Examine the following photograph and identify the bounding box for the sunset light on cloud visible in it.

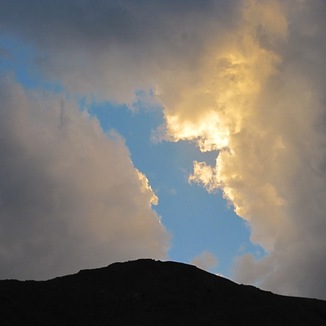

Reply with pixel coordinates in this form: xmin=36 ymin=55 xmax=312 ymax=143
xmin=1 ymin=0 xmax=326 ymax=299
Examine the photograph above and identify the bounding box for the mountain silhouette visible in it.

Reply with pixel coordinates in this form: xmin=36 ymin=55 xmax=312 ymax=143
xmin=1 ymin=259 xmax=326 ymax=325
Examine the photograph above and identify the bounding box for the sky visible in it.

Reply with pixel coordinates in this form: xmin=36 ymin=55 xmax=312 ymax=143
xmin=1 ymin=0 xmax=326 ymax=300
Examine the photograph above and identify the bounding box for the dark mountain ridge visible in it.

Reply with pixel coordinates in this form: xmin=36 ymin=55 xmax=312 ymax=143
xmin=1 ymin=259 xmax=326 ymax=325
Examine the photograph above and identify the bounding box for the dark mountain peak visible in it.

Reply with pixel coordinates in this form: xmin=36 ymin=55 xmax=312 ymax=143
xmin=2 ymin=259 xmax=326 ymax=325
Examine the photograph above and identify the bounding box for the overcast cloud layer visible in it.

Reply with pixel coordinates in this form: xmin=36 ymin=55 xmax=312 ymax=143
xmin=1 ymin=0 xmax=326 ymax=298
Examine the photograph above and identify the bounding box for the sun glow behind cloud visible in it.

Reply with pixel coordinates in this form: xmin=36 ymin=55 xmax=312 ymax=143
xmin=165 ymin=113 xmax=229 ymax=151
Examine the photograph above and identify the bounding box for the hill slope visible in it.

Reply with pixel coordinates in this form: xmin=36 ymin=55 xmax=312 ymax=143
xmin=1 ymin=259 xmax=326 ymax=325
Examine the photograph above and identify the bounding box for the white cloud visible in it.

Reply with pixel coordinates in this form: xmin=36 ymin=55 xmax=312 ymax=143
xmin=0 ymin=77 xmax=169 ymax=280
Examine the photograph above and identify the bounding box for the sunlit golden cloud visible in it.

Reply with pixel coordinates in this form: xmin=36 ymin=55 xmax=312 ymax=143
xmin=157 ymin=0 xmax=326 ymax=298
xmin=159 ymin=0 xmax=288 ymax=250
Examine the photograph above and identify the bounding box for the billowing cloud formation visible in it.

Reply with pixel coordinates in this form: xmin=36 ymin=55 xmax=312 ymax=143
xmin=185 ymin=0 xmax=288 ymax=249
xmin=173 ymin=1 xmax=326 ymax=299
xmin=1 ymin=0 xmax=326 ymax=299
xmin=0 ymin=77 xmax=169 ymax=280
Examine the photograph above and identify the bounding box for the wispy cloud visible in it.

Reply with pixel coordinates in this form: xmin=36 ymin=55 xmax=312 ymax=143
xmin=191 ymin=251 xmax=218 ymax=272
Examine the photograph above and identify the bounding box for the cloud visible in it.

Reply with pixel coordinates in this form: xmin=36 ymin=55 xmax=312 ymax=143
xmin=0 ymin=0 xmax=233 ymax=102
xmin=136 ymin=0 xmax=326 ymax=300
xmin=178 ymin=0 xmax=326 ymax=299
xmin=229 ymin=1 xmax=326 ymax=299
xmin=1 ymin=0 xmax=326 ymax=299
xmin=190 ymin=251 xmax=218 ymax=272
xmin=0 ymin=76 xmax=169 ymax=280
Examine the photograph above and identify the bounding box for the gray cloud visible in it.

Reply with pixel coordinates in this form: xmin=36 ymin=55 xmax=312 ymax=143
xmin=0 ymin=0 xmax=234 ymax=102
xmin=0 ymin=76 xmax=169 ymax=280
